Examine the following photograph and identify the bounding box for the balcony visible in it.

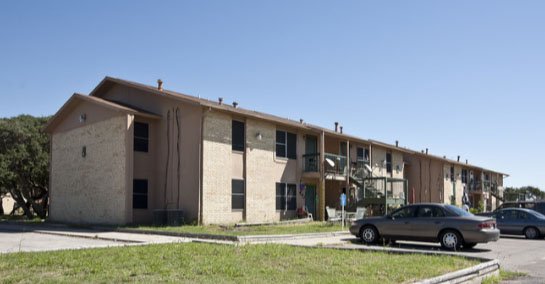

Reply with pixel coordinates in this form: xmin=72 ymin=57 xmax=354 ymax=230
xmin=324 ymin=153 xmax=347 ymax=175
xmin=303 ymin=153 xmax=320 ymax=172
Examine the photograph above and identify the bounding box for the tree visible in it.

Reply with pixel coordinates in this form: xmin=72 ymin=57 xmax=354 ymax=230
xmin=0 ymin=115 xmax=50 ymax=218
xmin=503 ymin=186 xmax=545 ymax=202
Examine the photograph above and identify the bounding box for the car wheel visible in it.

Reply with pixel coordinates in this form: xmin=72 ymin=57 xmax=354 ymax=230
xmin=360 ymin=226 xmax=379 ymax=244
xmin=463 ymin=243 xmax=477 ymax=249
xmin=524 ymin=227 xmax=540 ymax=239
xmin=440 ymin=230 xmax=462 ymax=250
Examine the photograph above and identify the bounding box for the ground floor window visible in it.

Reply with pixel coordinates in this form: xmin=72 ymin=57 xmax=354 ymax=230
xmin=276 ymin=183 xmax=296 ymax=210
xmin=133 ymin=179 xmax=148 ymax=209
xmin=232 ymin=179 xmax=245 ymax=210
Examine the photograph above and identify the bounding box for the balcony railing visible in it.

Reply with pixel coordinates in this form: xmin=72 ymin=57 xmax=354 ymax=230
xmin=303 ymin=153 xmax=320 ymax=172
xmin=324 ymin=153 xmax=347 ymax=175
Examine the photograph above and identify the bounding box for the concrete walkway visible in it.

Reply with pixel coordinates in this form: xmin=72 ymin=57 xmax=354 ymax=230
xmin=0 ymin=223 xmax=191 ymax=253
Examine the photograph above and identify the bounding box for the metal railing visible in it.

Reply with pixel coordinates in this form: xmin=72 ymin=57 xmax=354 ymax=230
xmin=303 ymin=153 xmax=320 ymax=172
xmin=324 ymin=153 xmax=347 ymax=175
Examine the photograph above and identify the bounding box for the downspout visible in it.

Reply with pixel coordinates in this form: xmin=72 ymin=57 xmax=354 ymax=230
xmin=198 ymin=109 xmax=204 ymax=225
xmin=163 ymin=110 xmax=171 ymax=210
xmin=175 ymin=107 xmax=181 ymax=209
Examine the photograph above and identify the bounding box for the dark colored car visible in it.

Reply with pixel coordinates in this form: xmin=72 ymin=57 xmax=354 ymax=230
xmin=349 ymin=203 xmax=500 ymax=250
xmin=478 ymin=201 xmax=545 ymax=217
xmin=491 ymin=208 xmax=545 ymax=239
xmin=497 ymin=201 xmax=545 ymax=215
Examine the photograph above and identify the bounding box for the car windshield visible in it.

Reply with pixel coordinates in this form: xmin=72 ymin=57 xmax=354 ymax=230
xmin=445 ymin=205 xmax=473 ymax=217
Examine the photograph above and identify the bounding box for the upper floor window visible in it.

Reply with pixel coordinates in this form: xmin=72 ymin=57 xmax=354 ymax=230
xmin=357 ymin=147 xmax=369 ymax=161
xmin=276 ymin=130 xmax=296 ymax=159
xmin=461 ymin=169 xmax=468 ymax=184
xmin=450 ymin=166 xmax=455 ymax=182
xmin=386 ymin=153 xmax=392 ymax=173
xmin=134 ymin=122 xmax=149 ymax=152
xmin=232 ymin=120 xmax=245 ymax=151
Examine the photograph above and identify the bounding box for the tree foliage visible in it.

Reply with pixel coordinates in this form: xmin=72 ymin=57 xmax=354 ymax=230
xmin=0 ymin=115 xmax=50 ymax=218
xmin=503 ymin=186 xmax=545 ymax=202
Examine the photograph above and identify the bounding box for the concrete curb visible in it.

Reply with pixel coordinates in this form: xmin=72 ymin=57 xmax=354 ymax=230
xmin=116 ymin=228 xmax=350 ymax=243
xmin=416 ymin=259 xmax=499 ymax=284
xmin=115 ymin=228 xmax=239 ymax=242
xmin=33 ymin=230 xmax=143 ymax=244
xmin=238 ymin=231 xmax=349 ymax=243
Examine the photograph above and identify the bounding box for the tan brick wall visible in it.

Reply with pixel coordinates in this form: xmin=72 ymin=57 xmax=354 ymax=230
xmin=202 ymin=111 xmax=242 ymax=224
xmin=443 ymin=164 xmax=463 ymax=206
xmin=50 ymin=115 xmax=130 ymax=224
xmin=246 ymin=120 xmax=299 ymax=222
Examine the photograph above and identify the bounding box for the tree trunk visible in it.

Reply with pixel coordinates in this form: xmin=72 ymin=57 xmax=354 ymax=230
xmin=9 ymin=189 xmax=34 ymax=219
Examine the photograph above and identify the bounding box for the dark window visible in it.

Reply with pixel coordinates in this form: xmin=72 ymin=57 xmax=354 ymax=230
xmin=391 ymin=206 xmax=416 ymax=218
xmin=287 ymin=133 xmax=296 ymax=159
xmin=276 ymin=183 xmax=297 ymax=210
xmin=357 ymin=147 xmax=370 ymax=161
xmin=276 ymin=130 xmax=297 ymax=159
xmin=340 ymin=142 xmax=347 ymax=156
xmin=232 ymin=120 xmax=245 ymax=151
xmin=386 ymin=153 xmax=392 ymax=173
xmin=133 ymin=179 xmax=148 ymax=209
xmin=232 ymin=179 xmax=245 ymax=210
xmin=461 ymin=169 xmax=468 ymax=184
xmin=357 ymin=147 xmax=364 ymax=160
xmin=416 ymin=206 xmax=445 ymax=218
xmin=450 ymin=166 xmax=455 ymax=182
xmin=134 ymin=122 xmax=149 ymax=152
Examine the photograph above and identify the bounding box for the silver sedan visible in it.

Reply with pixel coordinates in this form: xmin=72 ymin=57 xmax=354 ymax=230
xmin=349 ymin=203 xmax=500 ymax=250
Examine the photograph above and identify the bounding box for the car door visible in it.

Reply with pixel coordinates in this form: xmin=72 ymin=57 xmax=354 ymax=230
xmin=497 ymin=209 xmax=518 ymax=234
xmin=380 ymin=205 xmax=417 ymax=239
xmin=411 ymin=205 xmax=446 ymax=241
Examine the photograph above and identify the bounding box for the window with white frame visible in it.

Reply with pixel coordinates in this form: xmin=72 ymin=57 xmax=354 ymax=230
xmin=276 ymin=183 xmax=296 ymax=210
xmin=276 ymin=130 xmax=296 ymax=159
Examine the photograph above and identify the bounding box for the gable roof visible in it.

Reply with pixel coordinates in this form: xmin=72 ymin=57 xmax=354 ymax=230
xmin=44 ymin=93 xmax=161 ymax=133
xmin=86 ymin=76 xmax=507 ymax=176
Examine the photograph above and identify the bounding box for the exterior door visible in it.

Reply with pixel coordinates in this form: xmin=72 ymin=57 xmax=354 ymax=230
xmin=305 ymin=136 xmax=318 ymax=172
xmin=305 ymin=136 xmax=317 ymax=154
xmin=305 ymin=185 xmax=317 ymax=219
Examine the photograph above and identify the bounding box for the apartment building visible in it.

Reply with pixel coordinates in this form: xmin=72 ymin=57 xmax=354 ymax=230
xmin=404 ymin=152 xmax=507 ymax=211
xmin=45 ymin=76 xmax=505 ymax=225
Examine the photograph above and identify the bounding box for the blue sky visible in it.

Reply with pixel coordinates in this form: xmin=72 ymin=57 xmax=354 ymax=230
xmin=1 ymin=1 xmax=544 ymax=190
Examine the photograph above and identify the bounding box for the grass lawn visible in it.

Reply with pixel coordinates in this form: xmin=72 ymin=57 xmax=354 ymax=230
xmin=130 ymin=222 xmax=344 ymax=236
xmin=482 ymin=270 xmax=527 ymax=284
xmin=0 ymin=243 xmax=479 ymax=283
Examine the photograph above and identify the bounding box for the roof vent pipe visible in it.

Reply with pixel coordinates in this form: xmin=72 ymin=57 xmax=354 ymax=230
xmin=425 ymin=148 xmax=428 ymax=154
xmin=340 ymin=126 xmax=343 ymax=134
xmin=300 ymin=119 xmax=304 ymax=124
xmin=232 ymin=102 xmax=238 ymax=108
xmin=395 ymin=140 xmax=399 ymax=147
xmin=466 ymin=159 xmax=468 ymax=164
xmin=218 ymin=97 xmax=223 ymax=105
xmin=334 ymin=122 xmax=339 ymax=132
xmin=157 ymin=79 xmax=163 ymax=91
xmin=457 ymin=155 xmax=460 ymax=162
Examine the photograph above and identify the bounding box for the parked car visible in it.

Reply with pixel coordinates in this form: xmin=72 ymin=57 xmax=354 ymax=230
xmin=478 ymin=201 xmax=545 ymax=217
xmin=491 ymin=208 xmax=545 ymax=239
xmin=349 ymin=203 xmax=500 ymax=250
xmin=497 ymin=201 xmax=545 ymax=215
